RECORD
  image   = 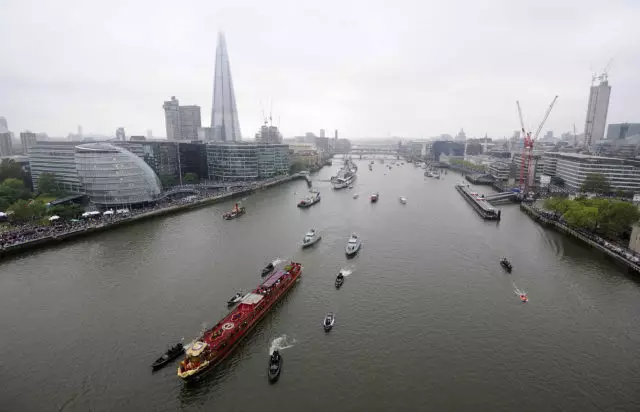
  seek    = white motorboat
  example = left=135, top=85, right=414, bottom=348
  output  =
left=399, top=196, right=407, bottom=204
left=323, top=312, right=335, bottom=331
left=301, top=229, right=322, bottom=248
left=345, top=233, right=361, bottom=257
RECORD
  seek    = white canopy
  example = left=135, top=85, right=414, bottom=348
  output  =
left=48, top=215, right=60, bottom=221
left=103, top=210, right=114, bottom=215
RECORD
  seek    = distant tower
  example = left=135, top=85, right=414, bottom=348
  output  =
left=211, top=32, right=242, bottom=141
left=77, top=125, right=83, bottom=138
left=334, top=129, right=339, bottom=139
left=146, top=129, right=153, bottom=139
left=584, top=73, right=612, bottom=147
left=116, top=127, right=126, bottom=141
left=320, top=129, right=326, bottom=138
left=163, top=96, right=181, bottom=140
left=0, top=117, right=8, bottom=132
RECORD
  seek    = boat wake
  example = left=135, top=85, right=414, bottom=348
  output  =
left=269, top=334, right=296, bottom=355
left=339, top=267, right=354, bottom=277
left=512, top=283, right=528, bottom=300
left=272, top=258, right=285, bottom=267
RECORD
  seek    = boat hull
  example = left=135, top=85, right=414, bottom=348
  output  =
left=301, top=236, right=321, bottom=248
left=345, top=245, right=361, bottom=257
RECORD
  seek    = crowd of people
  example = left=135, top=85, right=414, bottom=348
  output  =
left=528, top=203, right=640, bottom=266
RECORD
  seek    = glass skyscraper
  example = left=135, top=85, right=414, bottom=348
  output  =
left=211, top=32, right=242, bottom=142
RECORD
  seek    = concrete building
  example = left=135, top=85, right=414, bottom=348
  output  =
left=20, top=131, right=37, bottom=154
left=179, top=106, right=201, bottom=140
left=315, top=137, right=330, bottom=153
left=198, top=127, right=216, bottom=141
left=163, top=96, right=202, bottom=141
left=75, top=143, right=162, bottom=206
left=488, top=160, right=510, bottom=181
left=320, top=129, right=326, bottom=138
left=542, top=152, right=640, bottom=192
left=0, top=117, right=7, bottom=132
left=584, top=77, right=611, bottom=147
left=0, top=132, right=13, bottom=157
left=211, top=33, right=242, bottom=141
left=116, top=127, right=126, bottom=141
left=289, top=143, right=320, bottom=168
left=607, top=123, right=640, bottom=140
left=163, top=96, right=181, bottom=140
left=29, top=141, right=83, bottom=193
left=454, top=128, right=467, bottom=141
left=255, top=124, right=283, bottom=144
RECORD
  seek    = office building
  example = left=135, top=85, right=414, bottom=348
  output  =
left=163, top=96, right=202, bottom=141
left=315, top=137, right=330, bottom=153
left=29, top=141, right=83, bottom=193
left=163, top=96, right=181, bottom=139
left=20, top=132, right=37, bottom=154
left=0, top=132, right=13, bottom=157
left=607, top=123, right=640, bottom=140
left=584, top=76, right=612, bottom=146
left=75, top=143, right=162, bottom=205
left=116, top=127, right=126, bottom=141
left=289, top=143, right=320, bottom=168
left=0, top=117, right=7, bottom=132
left=255, top=124, right=282, bottom=144
left=179, top=106, right=201, bottom=140
left=542, top=152, right=640, bottom=192
left=206, top=142, right=289, bottom=181
left=320, top=129, right=326, bottom=138
left=488, top=160, right=510, bottom=181
left=211, top=33, right=242, bottom=141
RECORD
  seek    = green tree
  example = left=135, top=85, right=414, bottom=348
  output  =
left=38, top=172, right=63, bottom=195
left=183, top=173, right=199, bottom=184
left=48, top=204, right=84, bottom=220
left=2, top=178, right=24, bottom=190
left=0, top=159, right=26, bottom=183
left=564, top=205, right=598, bottom=230
left=580, top=173, right=611, bottom=194
left=289, top=160, right=307, bottom=174
left=596, top=201, right=640, bottom=238
left=550, top=176, right=565, bottom=187
left=160, top=174, right=178, bottom=188
left=8, top=199, right=46, bottom=221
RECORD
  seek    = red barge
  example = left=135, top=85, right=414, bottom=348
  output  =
left=177, top=261, right=303, bottom=381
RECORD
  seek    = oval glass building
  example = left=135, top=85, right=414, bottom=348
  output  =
left=75, top=143, right=162, bottom=205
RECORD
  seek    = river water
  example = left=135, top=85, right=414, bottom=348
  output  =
left=1, top=159, right=639, bottom=411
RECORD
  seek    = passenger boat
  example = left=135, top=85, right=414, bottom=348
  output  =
left=268, top=350, right=282, bottom=382
left=332, top=160, right=357, bottom=189
left=261, top=262, right=275, bottom=277
left=500, top=258, right=512, bottom=272
left=370, top=192, right=379, bottom=203
left=177, top=262, right=303, bottom=381
left=323, top=313, right=335, bottom=331
left=151, top=343, right=184, bottom=371
left=301, top=229, right=321, bottom=248
left=223, top=204, right=245, bottom=220
left=227, top=291, right=246, bottom=306
left=297, top=191, right=321, bottom=208
left=353, top=193, right=359, bottom=199
left=345, top=234, right=361, bottom=257
left=335, top=272, right=345, bottom=288
left=399, top=196, right=407, bottom=204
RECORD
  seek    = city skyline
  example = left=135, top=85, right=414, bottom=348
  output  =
left=1, top=0, right=639, bottom=139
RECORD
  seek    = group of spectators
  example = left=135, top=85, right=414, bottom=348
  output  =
left=0, top=174, right=298, bottom=250
left=528, top=203, right=640, bottom=266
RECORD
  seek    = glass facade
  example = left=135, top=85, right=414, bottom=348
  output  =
left=75, top=143, right=162, bottom=205
left=206, top=143, right=290, bottom=181
left=211, top=33, right=242, bottom=141
left=29, top=141, right=83, bottom=193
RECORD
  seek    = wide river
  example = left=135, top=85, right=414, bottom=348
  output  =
left=1, top=159, right=639, bottom=411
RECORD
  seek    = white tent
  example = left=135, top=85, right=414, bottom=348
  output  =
left=103, top=210, right=114, bottom=216
left=48, top=215, right=60, bottom=221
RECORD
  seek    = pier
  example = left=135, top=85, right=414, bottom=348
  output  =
left=455, top=183, right=501, bottom=220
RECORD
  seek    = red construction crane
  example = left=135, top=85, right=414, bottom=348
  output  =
left=516, top=96, right=558, bottom=193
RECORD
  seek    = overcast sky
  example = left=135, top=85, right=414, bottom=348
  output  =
left=1, top=0, right=639, bottom=140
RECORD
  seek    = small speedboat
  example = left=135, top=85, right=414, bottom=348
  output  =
left=261, top=262, right=275, bottom=277
left=399, top=196, right=407, bottom=204
left=335, top=272, right=345, bottom=288
left=520, top=294, right=528, bottom=303
left=268, top=350, right=282, bottom=382
left=302, top=229, right=321, bottom=248
left=500, top=258, right=512, bottom=272
left=323, top=312, right=335, bottom=331
left=223, top=203, right=246, bottom=220
left=345, top=233, right=361, bottom=257
left=348, top=185, right=353, bottom=189
left=151, top=343, right=184, bottom=371
left=353, top=193, right=359, bottom=199
left=227, top=291, right=246, bottom=306
left=297, top=191, right=321, bottom=208
left=370, top=192, right=379, bottom=203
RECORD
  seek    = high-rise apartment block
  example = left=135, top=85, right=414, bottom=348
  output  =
left=116, top=127, right=126, bottom=141
left=0, top=117, right=8, bottom=132
left=20, top=131, right=37, bottom=154
left=584, top=76, right=611, bottom=147
left=0, top=132, right=12, bottom=156
left=211, top=33, right=242, bottom=141
left=163, top=96, right=202, bottom=140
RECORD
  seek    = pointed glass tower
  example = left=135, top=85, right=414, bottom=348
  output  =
left=211, top=32, right=242, bottom=141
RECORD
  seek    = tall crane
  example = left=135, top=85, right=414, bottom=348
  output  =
left=517, top=96, right=559, bottom=193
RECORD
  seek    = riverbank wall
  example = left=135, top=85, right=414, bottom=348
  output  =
left=0, top=174, right=309, bottom=260
left=520, top=203, right=640, bottom=274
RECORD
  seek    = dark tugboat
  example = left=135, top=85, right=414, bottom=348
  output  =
left=223, top=203, right=246, bottom=220
left=261, top=262, right=275, bottom=277
left=268, top=350, right=282, bottom=382
left=151, top=343, right=185, bottom=371
left=370, top=192, right=379, bottom=203
left=335, top=272, right=345, bottom=289
left=500, top=257, right=512, bottom=272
